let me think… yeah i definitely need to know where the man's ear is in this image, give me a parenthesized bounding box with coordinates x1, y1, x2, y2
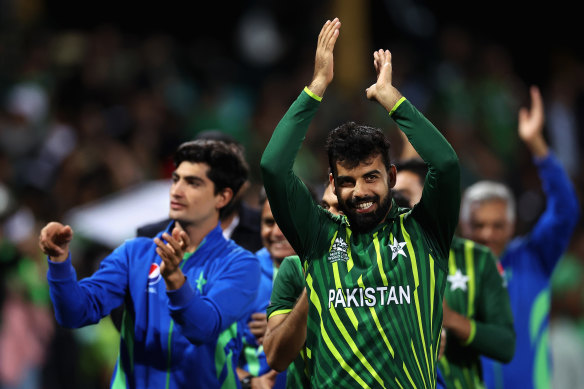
(388, 164, 397, 188)
(216, 187, 234, 211)
(329, 172, 336, 195)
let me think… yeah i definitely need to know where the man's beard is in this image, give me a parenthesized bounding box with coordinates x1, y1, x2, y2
(338, 192, 392, 233)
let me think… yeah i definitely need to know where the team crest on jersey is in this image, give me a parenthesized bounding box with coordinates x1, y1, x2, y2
(328, 237, 349, 263)
(389, 239, 407, 260)
(147, 263, 162, 293)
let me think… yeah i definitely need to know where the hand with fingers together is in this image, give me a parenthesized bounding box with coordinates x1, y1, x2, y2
(154, 227, 191, 290)
(366, 49, 403, 113)
(307, 17, 341, 98)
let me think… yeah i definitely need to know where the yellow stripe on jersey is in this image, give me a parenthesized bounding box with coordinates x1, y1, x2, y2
(329, 231, 338, 251)
(429, 253, 436, 375)
(346, 227, 354, 272)
(375, 231, 389, 286)
(357, 275, 395, 358)
(440, 355, 451, 375)
(400, 215, 432, 382)
(403, 362, 416, 388)
(330, 304, 385, 387)
(332, 261, 359, 331)
(306, 274, 371, 389)
(429, 253, 436, 330)
(411, 340, 428, 389)
(268, 309, 292, 319)
(395, 378, 406, 389)
(464, 240, 476, 318)
(448, 249, 456, 275)
(436, 325, 443, 362)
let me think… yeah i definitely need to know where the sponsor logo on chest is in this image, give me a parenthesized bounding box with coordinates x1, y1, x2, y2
(147, 263, 162, 293)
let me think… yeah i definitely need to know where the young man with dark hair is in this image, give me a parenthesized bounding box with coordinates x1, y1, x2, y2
(394, 157, 515, 389)
(137, 131, 262, 254)
(39, 139, 260, 388)
(261, 17, 460, 388)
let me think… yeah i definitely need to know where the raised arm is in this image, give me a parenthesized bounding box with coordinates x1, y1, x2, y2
(260, 18, 341, 259)
(518, 86, 580, 274)
(367, 49, 461, 259)
(40, 222, 128, 327)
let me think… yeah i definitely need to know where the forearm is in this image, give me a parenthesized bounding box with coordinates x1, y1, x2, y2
(170, 257, 261, 344)
(467, 320, 516, 362)
(264, 291, 308, 372)
(168, 283, 222, 344)
(536, 152, 580, 222)
(525, 135, 549, 158)
(260, 90, 323, 257)
(47, 255, 125, 328)
(392, 99, 459, 173)
(443, 310, 471, 343)
(395, 100, 460, 256)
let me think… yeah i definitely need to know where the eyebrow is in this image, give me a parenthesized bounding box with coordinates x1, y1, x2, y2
(337, 169, 382, 182)
(173, 172, 206, 184)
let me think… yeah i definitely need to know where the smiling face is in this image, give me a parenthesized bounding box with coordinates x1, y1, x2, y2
(261, 200, 296, 262)
(169, 161, 229, 228)
(333, 154, 396, 233)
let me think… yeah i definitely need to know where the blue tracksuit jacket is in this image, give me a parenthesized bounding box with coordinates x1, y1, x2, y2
(47, 223, 261, 389)
(481, 152, 580, 389)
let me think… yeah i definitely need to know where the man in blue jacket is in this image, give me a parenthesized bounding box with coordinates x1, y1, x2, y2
(460, 86, 580, 389)
(39, 139, 261, 388)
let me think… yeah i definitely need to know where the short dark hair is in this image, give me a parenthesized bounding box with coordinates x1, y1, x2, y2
(325, 122, 392, 177)
(173, 139, 249, 217)
(395, 158, 427, 185)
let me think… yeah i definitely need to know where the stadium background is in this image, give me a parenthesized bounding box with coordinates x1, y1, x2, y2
(0, 1, 582, 387)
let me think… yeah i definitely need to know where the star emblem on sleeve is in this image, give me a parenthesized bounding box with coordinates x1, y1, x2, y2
(447, 269, 469, 291)
(196, 271, 207, 293)
(389, 239, 407, 260)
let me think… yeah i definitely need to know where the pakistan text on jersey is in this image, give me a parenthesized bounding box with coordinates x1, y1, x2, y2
(328, 285, 411, 308)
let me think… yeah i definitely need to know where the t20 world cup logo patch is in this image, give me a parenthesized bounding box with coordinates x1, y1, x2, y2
(147, 263, 162, 293)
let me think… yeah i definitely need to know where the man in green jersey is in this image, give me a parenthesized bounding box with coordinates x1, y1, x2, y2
(260, 17, 460, 388)
(394, 158, 516, 389)
(264, 180, 340, 388)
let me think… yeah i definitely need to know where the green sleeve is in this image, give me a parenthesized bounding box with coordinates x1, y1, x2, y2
(393, 99, 461, 259)
(267, 256, 304, 319)
(260, 90, 331, 259)
(466, 249, 516, 362)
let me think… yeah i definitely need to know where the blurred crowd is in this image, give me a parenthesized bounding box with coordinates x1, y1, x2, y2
(0, 1, 583, 388)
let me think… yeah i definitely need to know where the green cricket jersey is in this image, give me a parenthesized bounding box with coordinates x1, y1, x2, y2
(261, 89, 461, 388)
(267, 255, 311, 388)
(438, 236, 515, 389)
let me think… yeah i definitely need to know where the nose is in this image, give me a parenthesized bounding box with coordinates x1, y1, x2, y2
(478, 225, 495, 244)
(170, 181, 183, 198)
(353, 179, 371, 200)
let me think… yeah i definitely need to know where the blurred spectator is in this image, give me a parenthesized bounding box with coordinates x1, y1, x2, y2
(550, 225, 584, 388)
